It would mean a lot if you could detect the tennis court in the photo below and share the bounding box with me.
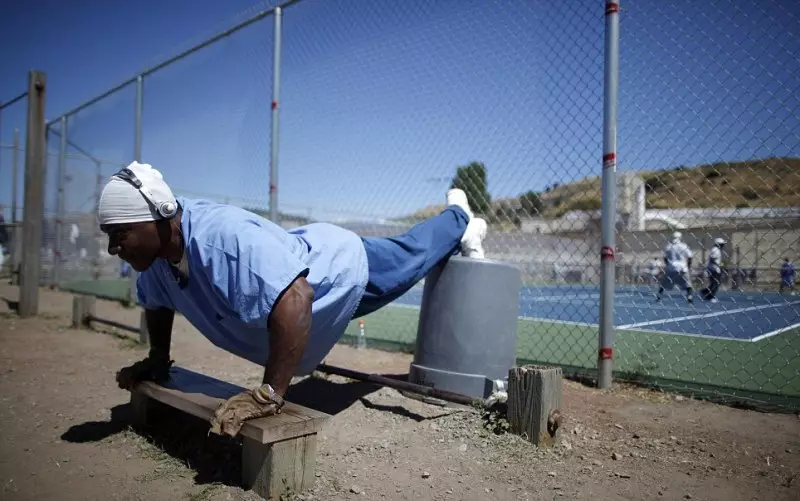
[61,277,800,404]
[394,283,800,341]
[342,283,800,404]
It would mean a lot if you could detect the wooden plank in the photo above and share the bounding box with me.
[507,365,563,447]
[130,391,150,430]
[242,434,317,500]
[71,295,95,328]
[138,310,148,345]
[133,366,329,444]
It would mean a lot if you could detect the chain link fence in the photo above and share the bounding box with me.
[8,0,799,410]
[610,0,800,410]
[0,89,29,282]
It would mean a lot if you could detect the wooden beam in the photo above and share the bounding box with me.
[131,366,329,500]
[18,71,46,317]
[71,295,95,329]
[242,434,317,499]
[133,367,328,444]
[138,310,148,345]
[507,365,563,447]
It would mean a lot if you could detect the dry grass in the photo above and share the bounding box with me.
[406,157,800,221]
[639,157,800,210]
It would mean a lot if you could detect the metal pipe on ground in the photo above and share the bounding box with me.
[314,363,486,408]
[86,314,140,335]
[71,295,148,343]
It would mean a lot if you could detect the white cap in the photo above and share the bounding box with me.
[672,231,682,241]
[714,237,726,245]
[97,161,177,225]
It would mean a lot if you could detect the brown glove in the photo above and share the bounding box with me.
[209,384,285,437]
[115,356,174,390]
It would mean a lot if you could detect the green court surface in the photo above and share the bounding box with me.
[60,278,800,409]
[340,304,800,407]
[61,279,133,302]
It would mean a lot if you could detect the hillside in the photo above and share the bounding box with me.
[403,157,800,222]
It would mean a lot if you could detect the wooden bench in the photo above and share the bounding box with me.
[130,366,329,500]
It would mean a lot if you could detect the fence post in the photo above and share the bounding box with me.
[269,6,283,224]
[10,127,20,283]
[53,115,68,288]
[11,128,19,224]
[93,159,102,280]
[128,74,144,306]
[597,1,621,389]
[18,70,46,317]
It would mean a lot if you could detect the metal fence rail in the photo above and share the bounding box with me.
[7,0,799,411]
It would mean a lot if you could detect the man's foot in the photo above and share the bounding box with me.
[446,188,473,220]
[461,217,487,259]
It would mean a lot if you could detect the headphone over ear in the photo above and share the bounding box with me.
[114,167,177,219]
[158,200,178,219]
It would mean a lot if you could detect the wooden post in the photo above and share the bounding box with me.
[242,435,317,500]
[130,391,150,430]
[507,365,563,447]
[71,295,95,329]
[18,70,46,317]
[138,310,149,345]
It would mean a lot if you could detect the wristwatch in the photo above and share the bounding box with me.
[252,383,285,411]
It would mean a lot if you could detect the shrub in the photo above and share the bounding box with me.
[644,174,668,193]
[740,187,760,200]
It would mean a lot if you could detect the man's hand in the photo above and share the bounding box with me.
[117,307,175,390]
[115,356,174,390]
[209,384,285,437]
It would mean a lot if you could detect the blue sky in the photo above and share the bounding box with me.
[1,0,798,222]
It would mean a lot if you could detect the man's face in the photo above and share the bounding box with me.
[101,221,162,272]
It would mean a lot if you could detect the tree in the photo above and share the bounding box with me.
[519,190,544,216]
[450,161,491,215]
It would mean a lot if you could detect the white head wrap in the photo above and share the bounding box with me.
[97,161,177,225]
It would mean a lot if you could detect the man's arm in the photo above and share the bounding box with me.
[262,275,315,397]
[146,307,175,362]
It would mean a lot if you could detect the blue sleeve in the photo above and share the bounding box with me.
[136,269,173,310]
[197,220,310,325]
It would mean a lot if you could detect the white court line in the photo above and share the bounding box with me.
[750,322,800,342]
[527,294,600,301]
[527,292,644,302]
[386,302,799,342]
[616,326,757,343]
[519,316,598,327]
[530,297,710,316]
[617,300,800,329]
[390,303,421,310]
[389,303,599,328]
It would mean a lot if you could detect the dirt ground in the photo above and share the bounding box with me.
[0,284,798,501]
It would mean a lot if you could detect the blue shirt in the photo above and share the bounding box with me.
[136,197,369,375]
[782,261,795,280]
